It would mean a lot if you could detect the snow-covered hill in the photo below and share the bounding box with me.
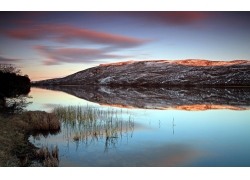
[32,59,250,86]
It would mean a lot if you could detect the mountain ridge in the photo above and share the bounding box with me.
[32,59,250,87]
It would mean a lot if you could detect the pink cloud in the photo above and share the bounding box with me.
[33,45,131,65]
[13,20,36,26]
[0,56,22,63]
[151,11,211,25]
[97,11,212,25]
[3,24,149,48]
[5,28,43,40]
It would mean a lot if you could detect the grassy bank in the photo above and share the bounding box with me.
[0,105,134,166]
[0,111,60,167]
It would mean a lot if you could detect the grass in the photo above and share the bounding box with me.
[0,111,61,167]
[53,105,134,151]
[0,113,34,166]
[0,105,134,166]
[21,111,61,131]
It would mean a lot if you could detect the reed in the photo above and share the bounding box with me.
[53,105,134,150]
[21,111,61,131]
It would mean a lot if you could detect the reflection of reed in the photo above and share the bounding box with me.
[53,105,134,152]
[34,145,59,167]
[172,118,176,135]
[30,129,61,138]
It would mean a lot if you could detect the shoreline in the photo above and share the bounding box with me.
[0,111,60,167]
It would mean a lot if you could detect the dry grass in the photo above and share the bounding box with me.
[0,114,35,166]
[0,111,61,167]
[21,111,60,131]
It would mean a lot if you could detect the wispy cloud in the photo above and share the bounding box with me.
[95,11,212,26]
[13,20,36,26]
[3,24,150,48]
[144,11,211,25]
[33,45,132,65]
[0,56,22,64]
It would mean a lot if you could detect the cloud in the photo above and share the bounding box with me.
[3,24,149,48]
[0,56,22,64]
[13,20,35,26]
[95,11,212,26]
[33,45,131,65]
[146,11,211,25]
[0,12,49,30]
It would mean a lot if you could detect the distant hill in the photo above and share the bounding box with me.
[32,59,250,87]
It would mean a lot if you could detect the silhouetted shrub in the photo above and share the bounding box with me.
[0,64,31,113]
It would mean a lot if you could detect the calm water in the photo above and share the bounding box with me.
[27,87,250,167]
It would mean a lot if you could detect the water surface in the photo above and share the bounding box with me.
[27,86,250,167]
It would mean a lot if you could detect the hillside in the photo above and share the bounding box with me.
[32,59,250,87]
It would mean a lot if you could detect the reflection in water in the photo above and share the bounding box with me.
[28,87,250,167]
[61,117,135,153]
[172,118,176,135]
[33,144,60,167]
[31,129,61,138]
[32,105,135,154]
[118,143,207,167]
[4,95,32,114]
[33,85,250,110]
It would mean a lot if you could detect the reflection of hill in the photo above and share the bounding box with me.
[34,85,250,110]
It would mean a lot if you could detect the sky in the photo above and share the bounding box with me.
[0,11,250,81]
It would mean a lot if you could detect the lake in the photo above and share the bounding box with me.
[27,86,250,167]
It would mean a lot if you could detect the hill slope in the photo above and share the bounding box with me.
[32,59,250,87]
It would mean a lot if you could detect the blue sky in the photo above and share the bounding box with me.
[0,11,250,81]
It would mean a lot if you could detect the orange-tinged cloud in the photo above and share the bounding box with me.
[145,11,211,25]
[33,45,131,65]
[3,24,149,48]
[94,11,212,26]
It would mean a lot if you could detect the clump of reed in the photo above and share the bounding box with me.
[53,105,134,151]
[35,145,59,167]
[22,111,60,131]
[53,105,122,123]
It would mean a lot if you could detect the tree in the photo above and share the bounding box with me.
[0,64,22,75]
[0,64,31,114]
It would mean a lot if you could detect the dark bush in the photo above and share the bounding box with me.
[0,64,31,113]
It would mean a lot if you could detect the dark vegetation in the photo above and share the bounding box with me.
[0,64,60,166]
[0,111,60,166]
[0,64,31,114]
